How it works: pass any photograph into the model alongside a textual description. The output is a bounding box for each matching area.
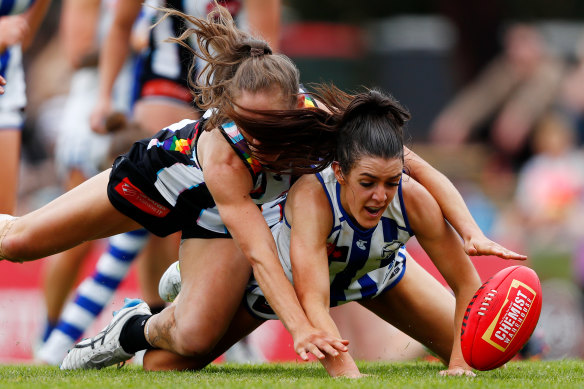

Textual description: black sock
[149,304,166,315]
[120,314,154,354]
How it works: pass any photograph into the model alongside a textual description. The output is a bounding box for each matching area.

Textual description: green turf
[0,360,583,388]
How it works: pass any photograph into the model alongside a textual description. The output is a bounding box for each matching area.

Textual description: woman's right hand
[292,325,349,361]
[0,15,29,53]
[90,97,113,134]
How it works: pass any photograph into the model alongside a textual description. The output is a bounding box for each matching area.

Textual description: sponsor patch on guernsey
[115,177,170,217]
[481,279,537,352]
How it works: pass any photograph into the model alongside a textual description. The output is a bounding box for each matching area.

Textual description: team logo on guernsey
[356,240,367,250]
[381,241,402,260]
[327,245,349,262]
[115,178,170,217]
[481,279,537,352]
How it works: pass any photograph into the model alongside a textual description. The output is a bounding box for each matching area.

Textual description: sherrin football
[461,265,542,371]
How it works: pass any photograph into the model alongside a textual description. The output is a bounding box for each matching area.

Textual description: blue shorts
[0,45,26,129]
[243,245,408,321]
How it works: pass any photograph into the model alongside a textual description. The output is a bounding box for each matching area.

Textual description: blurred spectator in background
[437,0,503,86]
[0,0,50,214]
[36,0,152,365]
[496,111,584,358]
[555,33,584,306]
[430,23,565,172]
[511,113,584,281]
[514,113,584,236]
[556,33,584,146]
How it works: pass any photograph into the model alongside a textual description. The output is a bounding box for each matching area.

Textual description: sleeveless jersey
[278,166,413,305]
[244,166,414,320]
[148,118,290,233]
[108,117,289,237]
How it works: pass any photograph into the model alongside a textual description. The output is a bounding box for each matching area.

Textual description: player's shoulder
[288,174,329,213]
[287,173,333,233]
[401,174,434,210]
[199,127,248,177]
[400,174,442,231]
[292,173,321,192]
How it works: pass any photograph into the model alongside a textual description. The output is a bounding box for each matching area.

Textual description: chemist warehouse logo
[115,177,170,217]
[481,280,536,352]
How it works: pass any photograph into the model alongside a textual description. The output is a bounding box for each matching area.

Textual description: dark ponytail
[335,89,410,174]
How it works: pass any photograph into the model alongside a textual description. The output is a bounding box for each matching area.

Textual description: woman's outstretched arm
[404,146,526,260]
[286,175,361,378]
[203,134,348,361]
[403,175,481,376]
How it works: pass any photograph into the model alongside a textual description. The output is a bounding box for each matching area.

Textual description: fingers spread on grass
[308,344,325,360]
[298,350,309,361]
[315,341,339,358]
[439,367,476,377]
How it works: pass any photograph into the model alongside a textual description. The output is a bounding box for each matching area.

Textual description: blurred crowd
[429,22,584,280]
[426,22,584,358]
[4,0,584,361]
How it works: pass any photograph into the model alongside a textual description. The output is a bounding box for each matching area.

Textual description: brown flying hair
[155,4,409,176]
[226,84,410,175]
[155,3,299,129]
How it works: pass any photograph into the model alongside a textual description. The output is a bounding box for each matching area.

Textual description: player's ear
[332,161,345,184]
[296,94,305,108]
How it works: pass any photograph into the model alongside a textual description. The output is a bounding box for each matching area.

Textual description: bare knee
[152,306,221,357]
[172,320,219,357]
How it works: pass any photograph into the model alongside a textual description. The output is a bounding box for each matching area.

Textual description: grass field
[1,360,583,388]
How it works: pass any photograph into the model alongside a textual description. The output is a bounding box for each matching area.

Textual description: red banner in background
[0,239,515,364]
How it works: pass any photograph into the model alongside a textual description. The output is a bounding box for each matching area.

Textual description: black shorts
[106,119,285,240]
[107,138,229,240]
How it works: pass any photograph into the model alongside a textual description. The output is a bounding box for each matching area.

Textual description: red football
[461,265,542,371]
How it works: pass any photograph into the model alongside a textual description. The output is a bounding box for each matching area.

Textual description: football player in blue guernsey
[270,88,484,377]
[144,88,525,374]
[1,6,522,371]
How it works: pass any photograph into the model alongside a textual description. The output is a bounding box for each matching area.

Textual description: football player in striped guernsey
[0,0,49,214]
[1,4,349,369]
[147,88,525,374]
[271,88,484,377]
[2,5,522,372]
[40,0,280,365]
